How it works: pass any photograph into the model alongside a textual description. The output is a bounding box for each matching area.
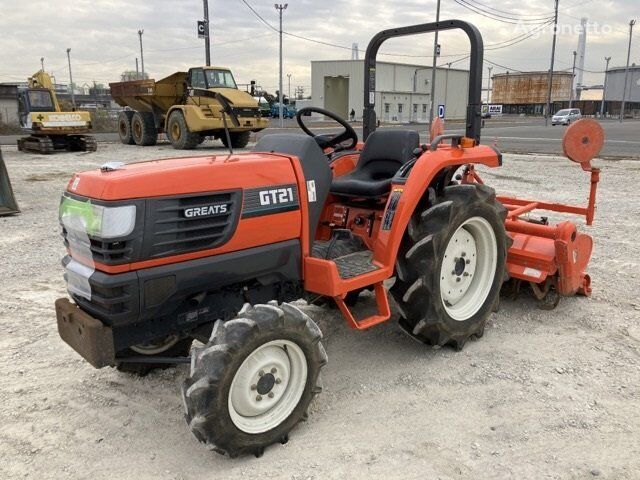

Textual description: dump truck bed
[109,72,188,113]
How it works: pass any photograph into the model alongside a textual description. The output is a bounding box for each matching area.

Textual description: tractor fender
[373,145,502,268]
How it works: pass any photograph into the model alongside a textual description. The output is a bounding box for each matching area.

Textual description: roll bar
[362,20,484,144]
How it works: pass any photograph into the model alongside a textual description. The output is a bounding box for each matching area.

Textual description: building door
[324,76,349,119]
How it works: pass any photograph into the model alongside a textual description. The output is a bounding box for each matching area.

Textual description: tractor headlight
[60,195,136,239]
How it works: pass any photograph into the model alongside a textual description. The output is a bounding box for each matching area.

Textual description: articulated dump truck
[109,66,268,150]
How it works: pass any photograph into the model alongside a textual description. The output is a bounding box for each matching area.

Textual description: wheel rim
[439,216,498,321]
[171,122,181,140]
[130,335,179,355]
[133,121,141,139]
[228,339,307,434]
[119,120,127,136]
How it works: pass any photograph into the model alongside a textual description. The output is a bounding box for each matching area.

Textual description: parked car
[253,96,272,117]
[552,108,582,126]
[270,103,296,119]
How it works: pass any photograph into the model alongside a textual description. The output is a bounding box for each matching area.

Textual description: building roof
[311,58,468,73]
[493,71,573,77]
[606,65,640,73]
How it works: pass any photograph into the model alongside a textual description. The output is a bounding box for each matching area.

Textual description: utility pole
[428,0,441,124]
[135,58,140,80]
[620,19,635,123]
[66,48,75,109]
[443,63,452,116]
[569,50,577,108]
[40,57,45,72]
[287,73,292,102]
[545,0,560,126]
[275,4,288,127]
[203,0,211,66]
[487,66,493,104]
[138,29,145,78]
[600,56,611,118]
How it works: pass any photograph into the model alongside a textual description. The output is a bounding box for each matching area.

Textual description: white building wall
[311,60,469,122]
[0,98,18,124]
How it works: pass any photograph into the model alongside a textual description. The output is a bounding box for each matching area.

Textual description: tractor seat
[330,129,420,198]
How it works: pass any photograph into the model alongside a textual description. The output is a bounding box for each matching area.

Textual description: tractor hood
[66,152,298,201]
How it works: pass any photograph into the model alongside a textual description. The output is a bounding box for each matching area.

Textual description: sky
[0,0,637,96]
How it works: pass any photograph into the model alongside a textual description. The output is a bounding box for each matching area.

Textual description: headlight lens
[60,196,136,239]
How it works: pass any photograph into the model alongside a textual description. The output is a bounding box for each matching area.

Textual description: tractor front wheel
[391,184,509,350]
[115,336,193,376]
[183,303,326,457]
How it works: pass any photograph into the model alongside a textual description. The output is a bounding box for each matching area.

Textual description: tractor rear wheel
[391,184,509,350]
[131,111,158,146]
[116,336,193,376]
[167,110,200,150]
[183,303,326,458]
[117,111,135,145]
[221,131,251,149]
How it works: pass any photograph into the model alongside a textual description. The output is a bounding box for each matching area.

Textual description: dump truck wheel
[118,111,135,145]
[183,303,327,458]
[131,111,158,146]
[391,184,509,350]
[115,336,193,376]
[167,111,199,150]
[221,131,251,149]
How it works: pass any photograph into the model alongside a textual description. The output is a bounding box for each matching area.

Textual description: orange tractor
[54,20,601,457]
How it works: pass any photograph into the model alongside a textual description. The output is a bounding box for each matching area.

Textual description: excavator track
[69,135,98,152]
[17,136,55,154]
[17,135,97,154]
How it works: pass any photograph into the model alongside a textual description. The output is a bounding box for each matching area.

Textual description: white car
[552,108,582,126]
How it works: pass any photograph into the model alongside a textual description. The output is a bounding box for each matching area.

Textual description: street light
[66,48,76,109]
[569,50,577,108]
[138,29,145,78]
[600,56,611,118]
[275,4,288,127]
[620,19,636,122]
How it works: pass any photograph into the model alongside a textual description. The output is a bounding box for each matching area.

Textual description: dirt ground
[1,140,638,480]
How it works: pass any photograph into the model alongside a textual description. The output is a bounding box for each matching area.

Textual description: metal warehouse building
[311,60,470,122]
[603,65,640,117]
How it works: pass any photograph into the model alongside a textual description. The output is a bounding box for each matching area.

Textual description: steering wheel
[296,107,358,152]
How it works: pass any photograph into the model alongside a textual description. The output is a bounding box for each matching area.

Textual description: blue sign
[438,104,445,119]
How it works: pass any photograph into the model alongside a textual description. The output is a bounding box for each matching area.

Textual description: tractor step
[333,282,391,330]
[334,251,380,279]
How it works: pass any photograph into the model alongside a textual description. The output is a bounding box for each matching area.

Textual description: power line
[486,20,555,50]
[464,0,554,19]
[239,0,278,32]
[454,0,554,25]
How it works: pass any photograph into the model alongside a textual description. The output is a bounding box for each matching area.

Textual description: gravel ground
[1,140,639,480]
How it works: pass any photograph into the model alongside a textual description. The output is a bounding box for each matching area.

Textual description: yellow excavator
[17,71,97,154]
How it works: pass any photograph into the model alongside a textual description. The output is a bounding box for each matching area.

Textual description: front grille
[145,190,241,258]
[233,107,259,118]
